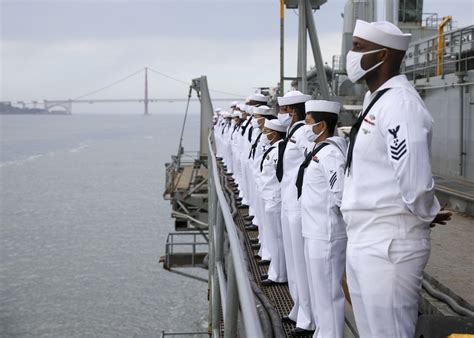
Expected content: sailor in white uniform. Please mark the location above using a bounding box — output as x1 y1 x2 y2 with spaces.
256 119 288 285
219 110 234 171
251 107 279 262
238 94 269 208
213 108 223 157
297 100 347 338
341 20 451 338
230 104 245 185
276 91 315 335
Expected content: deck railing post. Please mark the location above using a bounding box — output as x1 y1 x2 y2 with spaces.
224 251 239 338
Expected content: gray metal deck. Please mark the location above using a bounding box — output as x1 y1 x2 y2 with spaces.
425 211 474 307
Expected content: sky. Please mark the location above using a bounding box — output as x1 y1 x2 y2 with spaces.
1 0 473 114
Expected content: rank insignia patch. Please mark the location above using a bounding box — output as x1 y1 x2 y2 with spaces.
329 172 337 189
389 125 408 161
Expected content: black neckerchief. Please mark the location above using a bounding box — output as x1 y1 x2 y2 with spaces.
241 116 253 136
275 122 304 182
260 145 276 172
345 88 390 174
296 142 330 199
231 124 239 139
221 122 229 135
248 132 263 159
248 126 253 142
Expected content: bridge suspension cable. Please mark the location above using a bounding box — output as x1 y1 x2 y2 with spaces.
73 68 144 100
148 66 245 97
72 66 245 103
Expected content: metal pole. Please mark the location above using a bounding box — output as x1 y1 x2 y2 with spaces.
280 0 285 95
212 203 224 337
224 252 238 338
198 76 214 160
207 160 215 336
301 0 307 93
305 0 330 99
298 0 307 93
144 67 149 115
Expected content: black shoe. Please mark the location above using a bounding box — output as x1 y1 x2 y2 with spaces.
251 243 260 250
237 204 248 209
261 279 277 286
246 225 258 231
260 274 268 280
249 238 259 244
290 328 315 336
254 254 261 260
281 316 296 324
257 260 270 266
244 215 254 221
244 220 253 226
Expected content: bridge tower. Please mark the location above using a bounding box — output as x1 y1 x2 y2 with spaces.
144 67 149 115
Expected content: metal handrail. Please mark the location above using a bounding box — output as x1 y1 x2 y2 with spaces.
207 132 264 338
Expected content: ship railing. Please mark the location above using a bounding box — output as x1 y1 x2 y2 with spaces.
164 150 201 195
401 25 474 80
164 232 209 269
207 133 264 338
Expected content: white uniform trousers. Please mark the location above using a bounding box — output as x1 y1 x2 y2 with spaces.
346 238 430 338
281 209 299 321
264 200 287 283
232 149 241 184
286 209 314 330
304 238 347 338
239 159 249 205
245 163 256 217
256 195 271 261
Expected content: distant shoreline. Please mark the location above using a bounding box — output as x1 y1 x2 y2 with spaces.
0 102 69 115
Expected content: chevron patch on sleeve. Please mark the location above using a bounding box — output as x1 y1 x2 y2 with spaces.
388 124 408 161
329 172 337 189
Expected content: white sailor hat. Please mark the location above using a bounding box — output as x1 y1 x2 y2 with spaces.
215 107 222 113
264 119 287 133
277 90 312 106
237 103 246 111
353 19 411 51
230 101 238 108
305 100 341 115
245 105 254 114
248 93 268 103
221 111 231 118
253 105 275 116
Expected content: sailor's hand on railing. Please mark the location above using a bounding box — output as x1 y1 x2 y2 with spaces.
430 209 452 228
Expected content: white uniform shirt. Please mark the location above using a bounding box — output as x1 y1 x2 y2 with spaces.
301 137 347 240
258 139 282 202
281 121 306 211
341 74 440 242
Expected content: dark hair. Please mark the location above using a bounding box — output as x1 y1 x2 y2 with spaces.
264 115 277 120
290 102 306 121
277 131 286 139
309 112 338 136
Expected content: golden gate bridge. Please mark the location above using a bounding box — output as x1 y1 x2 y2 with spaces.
3 67 245 115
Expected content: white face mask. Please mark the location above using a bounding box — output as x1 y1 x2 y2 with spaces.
303 122 324 143
346 49 385 83
278 113 292 127
260 133 271 145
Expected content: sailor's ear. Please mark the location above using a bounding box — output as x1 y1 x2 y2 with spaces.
380 48 390 61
